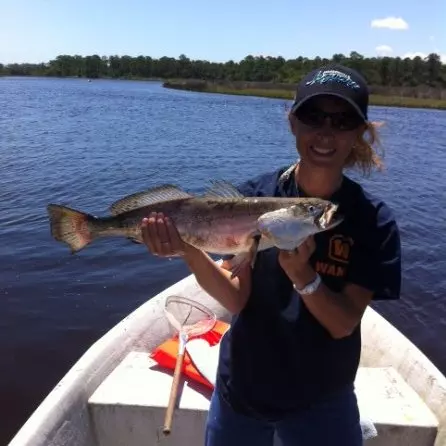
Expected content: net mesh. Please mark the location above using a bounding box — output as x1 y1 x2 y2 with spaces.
164 295 216 338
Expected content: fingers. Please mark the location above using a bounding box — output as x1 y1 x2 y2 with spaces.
141 216 156 253
279 236 315 262
145 213 161 253
141 212 183 257
295 236 315 257
305 236 316 255
165 216 184 254
155 214 171 256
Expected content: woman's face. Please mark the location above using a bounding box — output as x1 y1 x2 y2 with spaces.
290 95 366 172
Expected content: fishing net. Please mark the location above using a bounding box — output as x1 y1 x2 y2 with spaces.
162 295 216 435
164 295 216 340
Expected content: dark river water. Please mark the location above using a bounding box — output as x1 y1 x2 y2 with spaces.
0 76 445 444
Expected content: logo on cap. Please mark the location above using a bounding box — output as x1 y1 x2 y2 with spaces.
306 69 360 90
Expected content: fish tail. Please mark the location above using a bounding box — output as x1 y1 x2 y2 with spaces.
47 204 97 253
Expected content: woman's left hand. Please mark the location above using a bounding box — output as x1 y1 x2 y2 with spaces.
278 236 317 289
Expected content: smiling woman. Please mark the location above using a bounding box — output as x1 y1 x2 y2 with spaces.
291 98 384 173
289 65 384 180
140 63 402 446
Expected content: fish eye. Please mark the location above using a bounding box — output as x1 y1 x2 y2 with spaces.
308 205 315 213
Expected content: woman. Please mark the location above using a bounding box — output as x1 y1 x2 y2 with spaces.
141 64 402 446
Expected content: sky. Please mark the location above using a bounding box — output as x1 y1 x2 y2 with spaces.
1 0 445 64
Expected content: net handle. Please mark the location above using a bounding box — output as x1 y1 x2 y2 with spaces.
162 295 216 436
162 333 186 435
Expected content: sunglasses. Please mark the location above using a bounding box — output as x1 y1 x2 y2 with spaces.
294 106 364 131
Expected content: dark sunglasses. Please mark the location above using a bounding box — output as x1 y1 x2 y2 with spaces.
294 106 364 131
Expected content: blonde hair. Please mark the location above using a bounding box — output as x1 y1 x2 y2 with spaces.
344 121 385 176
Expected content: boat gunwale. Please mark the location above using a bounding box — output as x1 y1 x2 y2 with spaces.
7 270 231 446
7 268 446 446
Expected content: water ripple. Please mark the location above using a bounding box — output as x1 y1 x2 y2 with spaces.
0 76 445 444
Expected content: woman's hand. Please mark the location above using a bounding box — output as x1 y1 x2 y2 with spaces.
278 236 318 289
141 212 187 257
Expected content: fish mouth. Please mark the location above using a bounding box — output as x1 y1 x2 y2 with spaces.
315 203 343 230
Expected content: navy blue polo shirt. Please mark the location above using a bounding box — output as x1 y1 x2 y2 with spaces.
216 165 402 421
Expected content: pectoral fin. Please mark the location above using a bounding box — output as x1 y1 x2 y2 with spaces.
249 234 261 269
228 234 261 279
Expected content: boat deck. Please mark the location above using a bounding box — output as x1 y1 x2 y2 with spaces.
7 273 446 446
88 351 439 446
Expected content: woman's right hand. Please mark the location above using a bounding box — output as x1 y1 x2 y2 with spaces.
141 212 187 258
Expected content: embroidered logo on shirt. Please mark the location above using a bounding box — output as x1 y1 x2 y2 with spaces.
315 261 346 277
305 70 360 90
328 234 354 264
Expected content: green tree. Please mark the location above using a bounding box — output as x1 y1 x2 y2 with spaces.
2 51 445 94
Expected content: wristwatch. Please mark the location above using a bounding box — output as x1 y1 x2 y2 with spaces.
293 273 321 295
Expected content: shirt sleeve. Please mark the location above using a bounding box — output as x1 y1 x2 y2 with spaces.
345 202 402 301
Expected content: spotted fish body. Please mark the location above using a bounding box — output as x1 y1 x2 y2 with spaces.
151 197 331 255
47 180 343 275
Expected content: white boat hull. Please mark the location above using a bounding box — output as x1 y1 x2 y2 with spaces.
8 270 446 446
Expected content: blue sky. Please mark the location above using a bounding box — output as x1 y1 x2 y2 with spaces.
1 0 445 64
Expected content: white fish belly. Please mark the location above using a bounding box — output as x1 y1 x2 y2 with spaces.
178 217 258 255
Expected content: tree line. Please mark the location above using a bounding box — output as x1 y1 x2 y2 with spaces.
1 51 445 89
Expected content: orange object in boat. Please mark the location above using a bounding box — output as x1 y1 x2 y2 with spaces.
150 320 229 390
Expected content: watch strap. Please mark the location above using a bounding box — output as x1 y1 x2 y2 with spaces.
293 273 321 295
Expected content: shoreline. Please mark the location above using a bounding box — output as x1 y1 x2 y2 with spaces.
162 80 446 110
3 74 446 110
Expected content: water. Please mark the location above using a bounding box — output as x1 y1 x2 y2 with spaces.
0 76 445 444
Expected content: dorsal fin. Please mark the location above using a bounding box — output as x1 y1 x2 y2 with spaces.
203 180 245 199
109 185 193 215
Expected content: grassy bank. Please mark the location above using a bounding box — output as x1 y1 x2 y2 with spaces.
163 81 446 110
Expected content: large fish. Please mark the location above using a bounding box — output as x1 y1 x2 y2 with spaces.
46 180 343 277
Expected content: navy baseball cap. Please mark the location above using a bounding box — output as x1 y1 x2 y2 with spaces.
290 64 369 121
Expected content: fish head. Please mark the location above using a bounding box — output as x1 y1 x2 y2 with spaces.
257 199 343 250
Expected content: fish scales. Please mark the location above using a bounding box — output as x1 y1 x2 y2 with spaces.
46 180 343 278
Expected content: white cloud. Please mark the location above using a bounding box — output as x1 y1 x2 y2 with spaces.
371 17 409 30
376 45 393 56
